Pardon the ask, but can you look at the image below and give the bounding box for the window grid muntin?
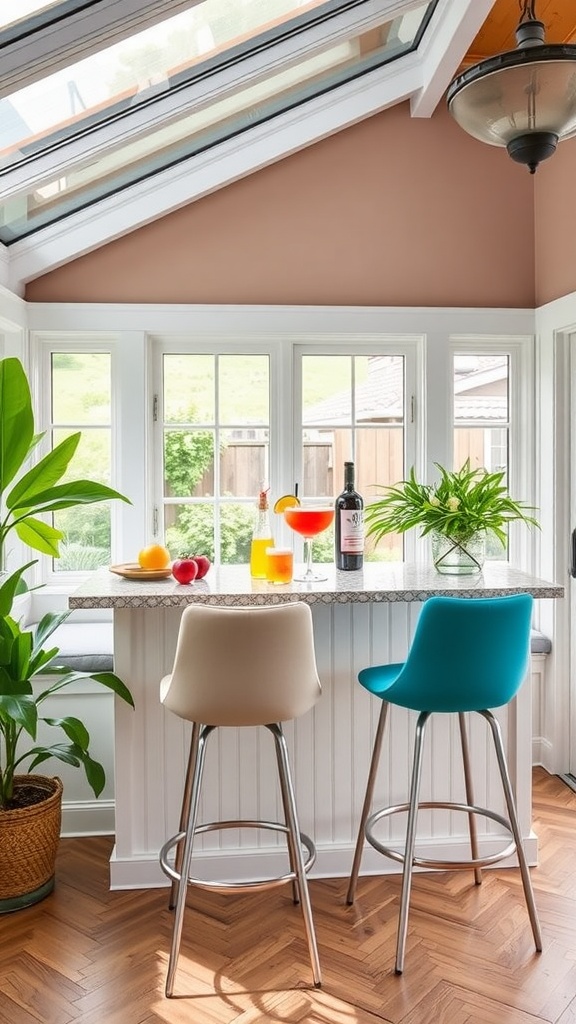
[299,350,407,561]
[161,349,271,564]
[49,350,112,571]
[452,349,521,561]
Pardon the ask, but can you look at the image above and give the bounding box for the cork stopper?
[257,487,269,511]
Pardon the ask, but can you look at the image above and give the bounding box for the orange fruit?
[273,494,301,513]
[138,543,171,569]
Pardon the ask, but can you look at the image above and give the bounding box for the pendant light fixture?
[446,0,576,174]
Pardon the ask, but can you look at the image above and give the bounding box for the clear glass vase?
[431,531,485,575]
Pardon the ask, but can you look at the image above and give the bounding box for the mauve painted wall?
[534,134,576,308]
[25,102,536,307]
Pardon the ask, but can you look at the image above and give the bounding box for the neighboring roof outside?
[304,354,507,427]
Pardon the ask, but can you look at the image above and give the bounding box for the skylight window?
[0,1,66,30]
[0,0,437,243]
[1,0,332,165]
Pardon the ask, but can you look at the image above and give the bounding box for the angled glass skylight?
[0,1,67,31]
[0,0,187,38]
[0,0,436,243]
[0,0,335,161]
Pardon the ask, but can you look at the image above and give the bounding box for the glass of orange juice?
[265,547,293,584]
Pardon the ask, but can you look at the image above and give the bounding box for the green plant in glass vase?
[364,461,539,574]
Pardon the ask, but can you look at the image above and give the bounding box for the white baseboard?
[532,736,554,772]
[61,799,115,837]
[108,833,540,890]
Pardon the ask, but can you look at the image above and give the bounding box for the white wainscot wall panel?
[107,603,536,890]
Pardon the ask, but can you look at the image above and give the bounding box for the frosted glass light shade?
[447,44,576,173]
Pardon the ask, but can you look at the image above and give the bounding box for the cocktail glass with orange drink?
[284,505,334,582]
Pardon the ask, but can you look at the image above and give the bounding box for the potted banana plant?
[0,356,133,911]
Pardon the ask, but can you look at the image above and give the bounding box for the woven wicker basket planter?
[0,775,63,913]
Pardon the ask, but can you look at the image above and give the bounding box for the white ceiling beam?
[0,244,10,292]
[411,0,497,118]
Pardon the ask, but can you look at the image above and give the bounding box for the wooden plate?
[109,562,172,581]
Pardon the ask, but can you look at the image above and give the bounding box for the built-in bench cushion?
[530,629,552,656]
[26,621,549,674]
[29,621,114,673]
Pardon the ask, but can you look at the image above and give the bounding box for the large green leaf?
[8,630,32,683]
[82,753,105,797]
[27,646,60,678]
[44,715,90,750]
[0,561,36,617]
[0,358,34,493]
[25,743,105,797]
[32,610,70,655]
[0,693,37,737]
[6,432,81,508]
[9,479,131,514]
[26,743,81,771]
[38,669,134,708]
[14,518,64,556]
[0,667,33,697]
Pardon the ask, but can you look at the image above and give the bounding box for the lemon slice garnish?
[273,494,301,513]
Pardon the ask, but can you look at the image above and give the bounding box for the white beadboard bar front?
[70,564,563,890]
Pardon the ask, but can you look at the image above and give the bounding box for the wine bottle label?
[339,509,364,553]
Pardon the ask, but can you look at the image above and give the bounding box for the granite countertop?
[69,562,564,609]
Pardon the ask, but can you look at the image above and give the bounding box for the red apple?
[192,555,211,579]
[172,558,198,584]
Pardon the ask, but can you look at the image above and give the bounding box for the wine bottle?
[250,487,274,578]
[335,461,364,570]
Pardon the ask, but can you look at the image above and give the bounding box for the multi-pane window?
[50,351,113,571]
[160,351,270,564]
[300,353,405,561]
[29,329,530,579]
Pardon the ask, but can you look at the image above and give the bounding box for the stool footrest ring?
[366,801,517,871]
[160,818,316,894]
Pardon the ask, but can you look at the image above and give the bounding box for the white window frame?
[293,336,423,559]
[149,332,424,561]
[449,334,535,570]
[150,335,281,559]
[17,305,536,607]
[29,332,128,590]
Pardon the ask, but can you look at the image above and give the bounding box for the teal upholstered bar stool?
[159,601,322,997]
[347,594,542,974]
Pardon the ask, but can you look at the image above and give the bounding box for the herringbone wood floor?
[2,767,576,1024]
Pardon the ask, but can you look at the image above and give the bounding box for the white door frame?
[535,295,576,778]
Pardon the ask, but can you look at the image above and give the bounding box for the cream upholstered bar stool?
[346,594,542,975]
[159,601,322,996]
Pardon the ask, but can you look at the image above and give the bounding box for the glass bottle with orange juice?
[250,487,274,578]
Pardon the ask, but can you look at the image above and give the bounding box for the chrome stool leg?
[395,710,430,974]
[481,710,542,951]
[346,701,389,904]
[165,724,214,997]
[161,722,321,994]
[169,721,202,910]
[269,723,322,987]
[272,724,301,905]
[458,713,482,886]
